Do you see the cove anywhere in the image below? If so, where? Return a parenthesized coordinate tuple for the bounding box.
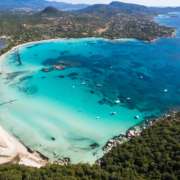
(0, 13, 180, 163)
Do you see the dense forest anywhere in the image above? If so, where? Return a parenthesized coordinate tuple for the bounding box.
(0, 112, 179, 180)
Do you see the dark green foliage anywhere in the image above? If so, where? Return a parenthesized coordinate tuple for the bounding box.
(101, 115, 180, 180)
(0, 114, 179, 180)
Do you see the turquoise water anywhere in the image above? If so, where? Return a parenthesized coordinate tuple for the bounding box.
(0, 14, 180, 163)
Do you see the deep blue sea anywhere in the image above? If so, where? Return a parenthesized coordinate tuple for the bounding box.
(0, 13, 180, 163)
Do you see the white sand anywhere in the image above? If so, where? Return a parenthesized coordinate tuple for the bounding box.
(0, 125, 48, 168)
(0, 40, 52, 168)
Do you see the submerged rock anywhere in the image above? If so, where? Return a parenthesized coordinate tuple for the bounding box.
(41, 67, 53, 73)
(90, 143, 100, 149)
(110, 112, 117, 116)
(67, 72, 79, 80)
(67, 72, 79, 77)
(19, 86, 38, 95)
(6, 71, 27, 80)
(19, 75, 33, 82)
(98, 98, 114, 106)
(90, 90, 95, 94)
(51, 137, 56, 141)
(58, 75, 65, 78)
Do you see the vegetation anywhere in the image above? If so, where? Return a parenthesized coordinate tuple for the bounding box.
(0, 4, 174, 55)
(0, 3, 178, 179)
(0, 112, 179, 180)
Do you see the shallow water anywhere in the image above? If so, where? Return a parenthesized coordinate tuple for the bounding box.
(0, 14, 180, 163)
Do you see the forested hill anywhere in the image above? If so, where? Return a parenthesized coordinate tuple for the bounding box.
(0, 0, 88, 11)
(0, 112, 179, 179)
(0, 5, 174, 56)
(1, 1, 180, 13)
(0, 1, 179, 51)
(79, 1, 180, 15)
(78, 1, 152, 15)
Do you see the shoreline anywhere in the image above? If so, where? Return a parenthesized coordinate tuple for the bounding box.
(101, 110, 178, 156)
(0, 28, 176, 65)
(0, 35, 165, 60)
(0, 124, 48, 168)
(0, 37, 139, 72)
(0, 34, 178, 167)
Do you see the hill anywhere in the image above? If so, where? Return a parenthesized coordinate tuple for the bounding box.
(79, 1, 151, 15)
(39, 6, 66, 16)
(1, 1, 180, 14)
(0, 0, 88, 11)
(79, 1, 180, 15)
(0, 6, 174, 56)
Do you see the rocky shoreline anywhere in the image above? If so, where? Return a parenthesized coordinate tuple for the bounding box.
(24, 112, 177, 167)
(0, 111, 177, 168)
(101, 111, 177, 155)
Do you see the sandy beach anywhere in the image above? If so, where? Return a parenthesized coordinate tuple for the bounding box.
(0, 38, 65, 61)
(0, 39, 53, 168)
(0, 125, 48, 168)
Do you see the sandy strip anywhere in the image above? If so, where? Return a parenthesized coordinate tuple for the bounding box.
(0, 38, 74, 168)
(0, 38, 70, 168)
(0, 38, 65, 63)
(0, 37, 129, 61)
(0, 125, 48, 168)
